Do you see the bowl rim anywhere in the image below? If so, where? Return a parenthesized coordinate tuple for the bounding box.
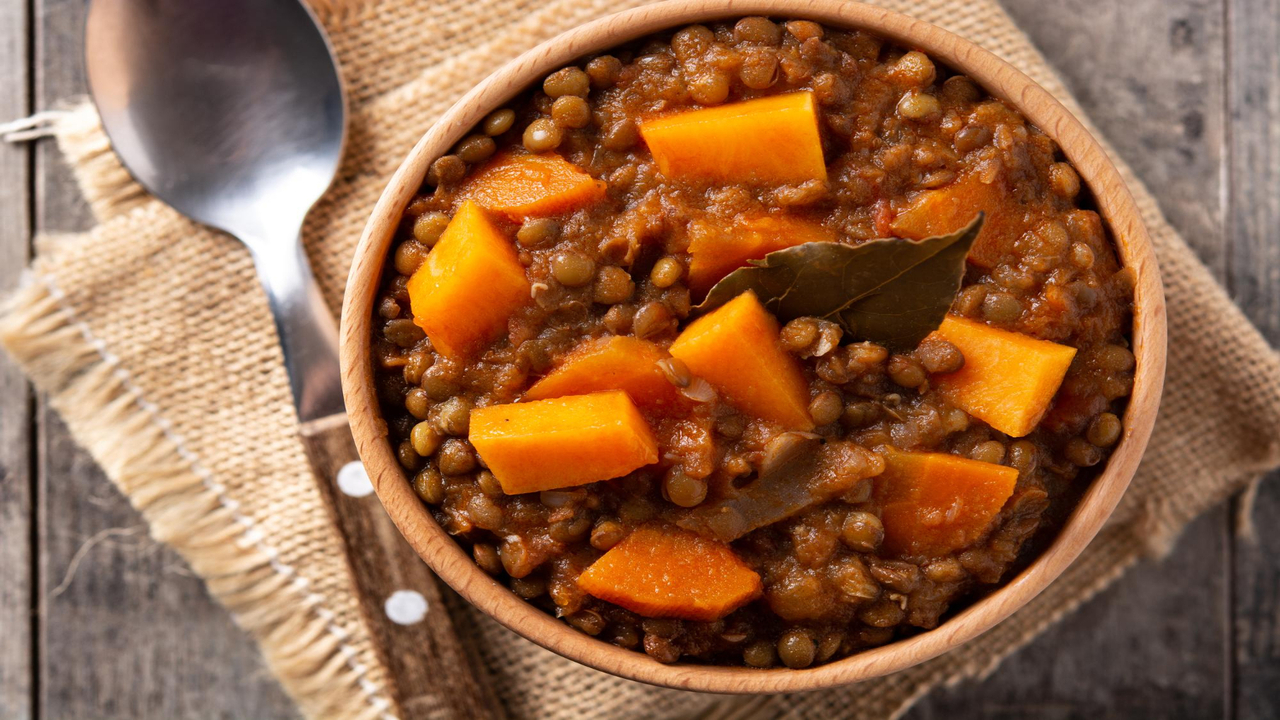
(340, 0, 1167, 694)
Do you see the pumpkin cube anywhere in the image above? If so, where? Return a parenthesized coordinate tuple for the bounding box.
(577, 525, 762, 621)
(468, 391, 658, 494)
(463, 151, 606, 220)
(687, 214, 834, 295)
(669, 291, 813, 430)
(890, 170, 1030, 269)
(639, 92, 827, 184)
(875, 450, 1019, 557)
(524, 335, 678, 409)
(930, 315, 1078, 437)
(407, 200, 530, 359)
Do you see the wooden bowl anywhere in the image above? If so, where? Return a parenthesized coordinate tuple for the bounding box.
(340, 0, 1166, 693)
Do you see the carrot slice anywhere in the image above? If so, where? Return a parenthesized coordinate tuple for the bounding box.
(577, 525, 762, 621)
(875, 450, 1019, 557)
(930, 315, 1078, 437)
(669, 291, 813, 430)
(468, 391, 658, 494)
(524, 335, 679, 409)
(407, 200, 530, 359)
(463, 151, 606, 220)
(639, 92, 827, 184)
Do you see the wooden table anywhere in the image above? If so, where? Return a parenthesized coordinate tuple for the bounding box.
(1, 0, 1277, 717)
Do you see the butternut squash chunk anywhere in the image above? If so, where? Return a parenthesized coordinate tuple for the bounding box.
(524, 336, 678, 409)
(875, 450, 1019, 557)
(890, 170, 1030, 269)
(463, 151, 607, 220)
(639, 92, 827, 184)
(930, 315, 1077, 437)
(468, 391, 658, 494)
(407, 200, 530, 359)
(687, 214, 834, 295)
(577, 525, 762, 621)
(669, 291, 813, 430)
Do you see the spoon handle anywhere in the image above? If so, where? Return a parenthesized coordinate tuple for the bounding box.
(300, 414, 506, 720)
(249, 237, 347, 422)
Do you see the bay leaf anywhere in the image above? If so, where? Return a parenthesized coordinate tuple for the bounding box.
(695, 213, 984, 350)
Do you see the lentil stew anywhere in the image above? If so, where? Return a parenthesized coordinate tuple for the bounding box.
(368, 17, 1135, 670)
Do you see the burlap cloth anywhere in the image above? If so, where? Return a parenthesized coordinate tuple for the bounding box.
(3, 0, 1279, 717)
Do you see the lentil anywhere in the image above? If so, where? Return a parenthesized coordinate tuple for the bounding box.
(543, 67, 591, 97)
(809, 390, 844, 426)
(410, 422, 442, 457)
(551, 95, 592, 128)
(426, 154, 466, 187)
(482, 109, 515, 136)
(523, 118, 563, 152)
(841, 511, 885, 552)
(777, 629, 816, 668)
(393, 241, 428, 276)
(551, 251, 595, 287)
(456, 134, 496, 164)
(650, 257, 684, 287)
(516, 218, 560, 248)
(412, 212, 450, 245)
(1088, 412, 1123, 447)
(412, 467, 445, 504)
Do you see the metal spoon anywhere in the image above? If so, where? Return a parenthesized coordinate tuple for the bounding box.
(84, 2, 499, 717)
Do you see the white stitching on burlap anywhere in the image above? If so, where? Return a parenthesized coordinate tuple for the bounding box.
(35, 271, 397, 720)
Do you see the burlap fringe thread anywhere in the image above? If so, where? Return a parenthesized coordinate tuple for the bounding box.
(0, 276, 397, 720)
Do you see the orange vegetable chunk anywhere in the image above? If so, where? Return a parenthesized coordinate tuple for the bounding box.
(407, 200, 530, 359)
(577, 525, 762, 621)
(639, 92, 827, 184)
(469, 391, 658, 494)
(687, 214, 834, 295)
(524, 335, 678, 409)
(890, 170, 1031, 269)
(669, 291, 813, 430)
(875, 451, 1019, 557)
(463, 151, 606, 220)
(930, 315, 1078, 437)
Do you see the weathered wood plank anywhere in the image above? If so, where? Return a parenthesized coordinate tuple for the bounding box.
(909, 512, 1231, 719)
(32, 0, 297, 716)
(911, 0, 1231, 716)
(1225, 0, 1280, 717)
(0, 0, 33, 718)
(1231, 478, 1280, 720)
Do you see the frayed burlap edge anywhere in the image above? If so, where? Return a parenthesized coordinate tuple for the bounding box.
(0, 274, 397, 720)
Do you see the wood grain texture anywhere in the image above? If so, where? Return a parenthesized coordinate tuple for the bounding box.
(31, 1, 297, 717)
(340, 0, 1165, 695)
(1225, 0, 1280, 717)
(300, 414, 504, 720)
(0, 0, 32, 718)
(912, 0, 1233, 716)
(909, 512, 1231, 719)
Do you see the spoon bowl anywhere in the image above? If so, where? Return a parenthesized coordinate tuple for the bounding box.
(85, 0, 345, 243)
